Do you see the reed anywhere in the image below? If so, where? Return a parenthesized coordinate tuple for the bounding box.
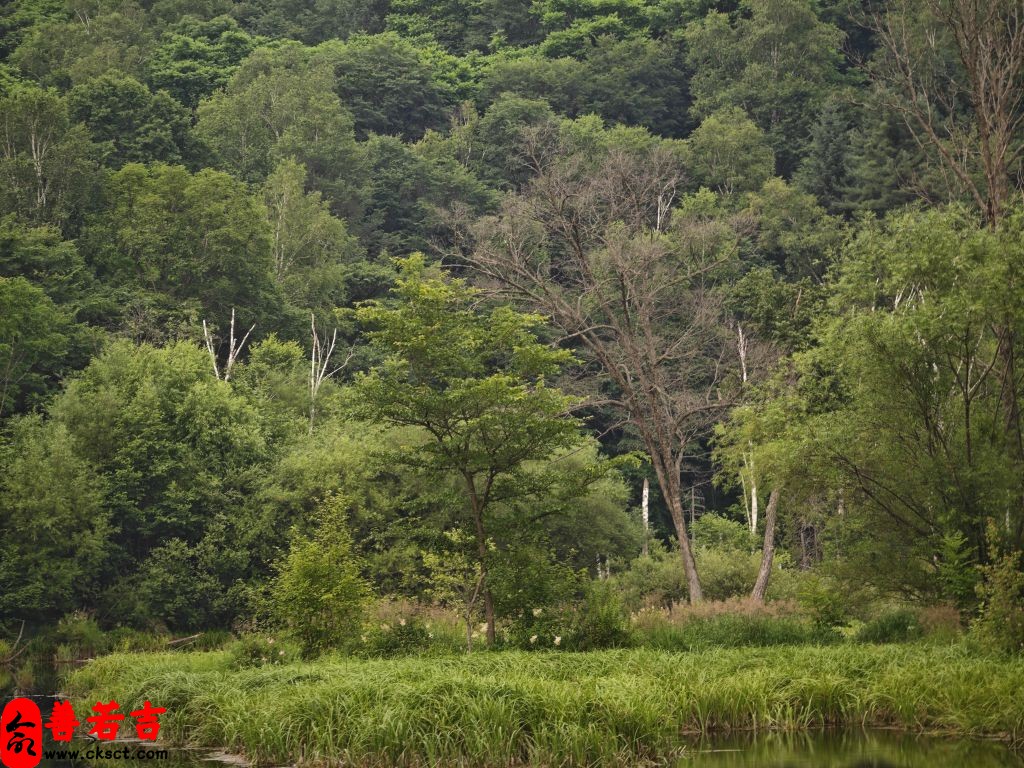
(68, 645, 1024, 766)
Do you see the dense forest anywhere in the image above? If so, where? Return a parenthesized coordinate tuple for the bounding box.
(0, 0, 1022, 657)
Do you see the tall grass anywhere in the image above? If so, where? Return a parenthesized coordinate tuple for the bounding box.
(68, 645, 1024, 767)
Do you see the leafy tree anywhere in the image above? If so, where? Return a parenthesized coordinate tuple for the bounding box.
(470, 119, 747, 603)
(272, 493, 370, 655)
(237, 0, 387, 43)
(10, 3, 152, 88)
(261, 158, 364, 313)
(196, 45, 361, 191)
(0, 215, 101, 315)
(79, 163, 282, 339)
(0, 276, 71, 418)
(314, 33, 454, 140)
(0, 416, 111, 623)
(793, 99, 851, 213)
(533, 0, 651, 58)
(451, 95, 556, 189)
(47, 341, 270, 623)
(0, 84, 98, 232)
(731, 206, 1024, 602)
(67, 74, 195, 168)
(358, 133, 495, 256)
(351, 256, 585, 644)
(684, 0, 846, 175)
(685, 107, 775, 195)
(743, 178, 844, 281)
(145, 15, 261, 109)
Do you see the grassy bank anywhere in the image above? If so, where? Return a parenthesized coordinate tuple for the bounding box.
(68, 645, 1024, 766)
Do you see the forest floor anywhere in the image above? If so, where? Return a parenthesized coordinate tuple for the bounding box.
(66, 644, 1024, 766)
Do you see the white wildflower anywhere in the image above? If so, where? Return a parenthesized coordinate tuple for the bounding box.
(529, 635, 538, 644)
(399, 618, 406, 626)
(532, 608, 543, 617)
(553, 636, 561, 646)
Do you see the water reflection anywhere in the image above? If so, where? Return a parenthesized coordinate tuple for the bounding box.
(678, 729, 1024, 767)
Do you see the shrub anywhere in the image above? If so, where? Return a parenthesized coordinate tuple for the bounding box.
(973, 549, 1024, 654)
(637, 613, 838, 650)
(567, 580, 633, 650)
(609, 543, 687, 611)
(797, 574, 847, 627)
(855, 608, 923, 644)
(228, 635, 301, 668)
(361, 617, 432, 657)
(54, 611, 105, 656)
(691, 514, 754, 551)
(272, 494, 370, 657)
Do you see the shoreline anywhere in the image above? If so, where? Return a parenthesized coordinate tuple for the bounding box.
(66, 645, 1024, 766)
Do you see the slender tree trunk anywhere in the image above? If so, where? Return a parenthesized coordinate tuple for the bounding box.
(467, 481, 497, 646)
(751, 488, 780, 603)
(641, 477, 650, 557)
(667, 494, 703, 603)
(649, 447, 704, 602)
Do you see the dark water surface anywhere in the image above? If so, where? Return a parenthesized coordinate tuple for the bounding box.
(677, 729, 1024, 767)
(31, 729, 1023, 768)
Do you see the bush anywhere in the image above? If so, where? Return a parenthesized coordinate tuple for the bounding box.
(54, 611, 106, 656)
(973, 549, 1024, 654)
(566, 580, 633, 650)
(855, 608, 923, 644)
(691, 514, 754, 551)
(360, 617, 432, 657)
(797, 574, 848, 627)
(228, 635, 301, 668)
(272, 494, 371, 657)
(636, 613, 839, 650)
(609, 543, 687, 611)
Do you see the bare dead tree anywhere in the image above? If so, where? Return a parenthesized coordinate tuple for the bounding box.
(866, 0, 1024, 228)
(202, 308, 254, 382)
(309, 313, 354, 433)
(466, 128, 759, 602)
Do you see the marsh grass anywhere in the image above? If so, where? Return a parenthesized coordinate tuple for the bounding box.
(67, 645, 1024, 766)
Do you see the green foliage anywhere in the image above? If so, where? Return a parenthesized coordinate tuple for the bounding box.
(611, 544, 688, 611)
(67, 74, 194, 168)
(271, 494, 371, 656)
(797, 575, 847, 628)
(228, 634, 301, 668)
(360, 617, 433, 657)
(974, 549, 1024, 655)
(80, 163, 281, 338)
(0, 276, 71, 417)
(0, 84, 98, 230)
(684, 0, 846, 174)
(315, 33, 455, 140)
(565, 580, 633, 651)
(0, 415, 110, 623)
(146, 15, 261, 108)
(70, 644, 1024, 765)
(855, 609, 923, 644)
(196, 45, 361, 190)
(685, 107, 774, 195)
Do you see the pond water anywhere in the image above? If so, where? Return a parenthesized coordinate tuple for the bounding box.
(29, 728, 1023, 768)
(677, 729, 1024, 767)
